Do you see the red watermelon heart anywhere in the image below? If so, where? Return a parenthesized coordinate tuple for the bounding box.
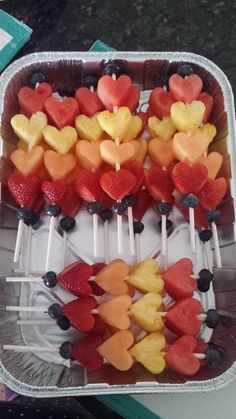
(8, 173, 41, 207)
(172, 162, 208, 195)
(58, 261, 93, 297)
(122, 160, 145, 194)
(169, 74, 203, 103)
(198, 92, 214, 124)
(76, 169, 104, 202)
(62, 296, 97, 332)
(198, 178, 227, 210)
(176, 203, 208, 229)
(18, 83, 52, 117)
(164, 258, 196, 300)
(75, 87, 104, 117)
(100, 169, 136, 201)
(164, 335, 201, 375)
(97, 75, 132, 111)
(145, 166, 175, 203)
(149, 87, 175, 119)
(121, 86, 140, 112)
(166, 298, 202, 336)
(72, 334, 104, 371)
(41, 179, 66, 204)
(44, 96, 79, 129)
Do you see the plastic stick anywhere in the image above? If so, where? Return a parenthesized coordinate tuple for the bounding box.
(128, 206, 135, 256)
(189, 207, 196, 253)
(104, 220, 109, 264)
(14, 218, 24, 263)
(25, 225, 32, 276)
(211, 221, 222, 268)
(3, 345, 58, 353)
(61, 231, 68, 270)
(135, 234, 141, 263)
(93, 213, 98, 258)
(45, 216, 56, 271)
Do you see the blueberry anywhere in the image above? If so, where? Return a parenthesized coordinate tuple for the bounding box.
(177, 64, 194, 78)
(87, 202, 103, 215)
(103, 60, 125, 77)
(46, 204, 61, 217)
(59, 341, 72, 359)
(122, 195, 137, 207)
(24, 211, 40, 227)
(133, 221, 144, 234)
(206, 210, 221, 223)
(199, 229, 212, 243)
(16, 207, 34, 222)
(48, 303, 62, 319)
(57, 315, 71, 331)
(83, 73, 99, 88)
(199, 269, 214, 282)
(60, 216, 76, 232)
(205, 346, 222, 367)
(205, 309, 220, 328)
(197, 277, 210, 293)
(42, 271, 57, 288)
(112, 202, 128, 215)
(99, 209, 113, 222)
(58, 84, 75, 97)
(31, 71, 46, 87)
(158, 219, 173, 233)
(156, 202, 172, 215)
(181, 194, 199, 208)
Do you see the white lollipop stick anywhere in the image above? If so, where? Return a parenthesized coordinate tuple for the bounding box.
(211, 221, 222, 268)
(189, 207, 196, 253)
(6, 306, 49, 313)
(3, 344, 59, 353)
(6, 276, 42, 282)
(104, 220, 109, 264)
(128, 206, 135, 256)
(93, 213, 99, 257)
(61, 231, 68, 269)
(135, 233, 141, 263)
(45, 215, 56, 271)
(14, 218, 24, 263)
(17, 319, 57, 326)
(25, 225, 32, 276)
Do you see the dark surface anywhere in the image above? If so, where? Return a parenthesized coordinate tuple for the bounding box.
(1, 0, 236, 94)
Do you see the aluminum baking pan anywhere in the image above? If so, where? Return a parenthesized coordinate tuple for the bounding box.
(0, 51, 235, 396)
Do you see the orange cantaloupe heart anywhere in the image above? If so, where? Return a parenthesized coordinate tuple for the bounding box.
(197, 151, 223, 179)
(10, 146, 44, 176)
(44, 150, 77, 181)
(95, 259, 129, 296)
(172, 132, 210, 164)
(148, 137, 175, 168)
(98, 295, 132, 330)
(75, 140, 102, 170)
(97, 330, 134, 371)
(100, 140, 136, 165)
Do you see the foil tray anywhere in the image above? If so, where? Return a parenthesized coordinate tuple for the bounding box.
(0, 51, 236, 396)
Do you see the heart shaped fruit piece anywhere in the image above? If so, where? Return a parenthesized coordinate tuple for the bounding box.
(171, 101, 205, 133)
(148, 116, 176, 141)
(18, 83, 52, 117)
(41, 179, 66, 204)
(169, 74, 203, 103)
(11, 112, 48, 147)
(164, 258, 196, 300)
(129, 332, 166, 374)
(130, 292, 164, 332)
(100, 169, 136, 201)
(132, 189, 152, 221)
(100, 140, 136, 165)
(164, 335, 202, 376)
(43, 125, 77, 154)
(75, 113, 104, 142)
(44, 150, 77, 181)
(198, 92, 213, 124)
(98, 295, 132, 330)
(172, 131, 209, 164)
(197, 152, 223, 180)
(95, 259, 129, 296)
(75, 87, 104, 117)
(97, 330, 134, 371)
(44, 97, 79, 129)
(57, 260, 93, 297)
(72, 334, 104, 371)
(172, 162, 208, 195)
(10, 146, 44, 177)
(8, 173, 41, 207)
(76, 140, 102, 170)
(149, 87, 175, 119)
(127, 259, 164, 293)
(97, 107, 132, 140)
(122, 160, 145, 194)
(76, 169, 104, 202)
(148, 138, 175, 168)
(97, 75, 132, 111)
(62, 296, 96, 332)
(166, 298, 202, 336)
(198, 178, 227, 210)
(146, 166, 175, 203)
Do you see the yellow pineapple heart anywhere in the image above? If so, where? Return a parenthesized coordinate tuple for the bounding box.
(97, 107, 132, 140)
(148, 116, 176, 141)
(11, 112, 48, 147)
(122, 115, 142, 142)
(197, 123, 217, 143)
(127, 259, 164, 293)
(129, 332, 166, 374)
(43, 125, 77, 154)
(171, 100, 205, 133)
(75, 113, 104, 142)
(129, 292, 164, 332)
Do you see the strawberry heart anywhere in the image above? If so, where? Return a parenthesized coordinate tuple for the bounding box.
(166, 298, 202, 336)
(60, 183, 82, 217)
(90, 263, 107, 296)
(97, 330, 134, 371)
(41, 179, 66, 204)
(122, 160, 145, 194)
(169, 74, 203, 103)
(100, 169, 136, 201)
(198, 178, 227, 210)
(95, 259, 129, 296)
(132, 189, 152, 221)
(62, 296, 97, 332)
(89, 316, 107, 335)
(76, 169, 104, 202)
(172, 162, 208, 195)
(18, 83, 52, 117)
(97, 75, 132, 111)
(176, 203, 208, 230)
(198, 92, 213, 124)
(72, 334, 104, 371)
(44, 97, 79, 129)
(8, 173, 41, 207)
(164, 258, 196, 300)
(121, 86, 140, 112)
(75, 87, 104, 117)
(164, 335, 201, 376)
(145, 167, 175, 203)
(58, 261, 93, 297)
(98, 295, 132, 330)
(149, 87, 175, 119)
